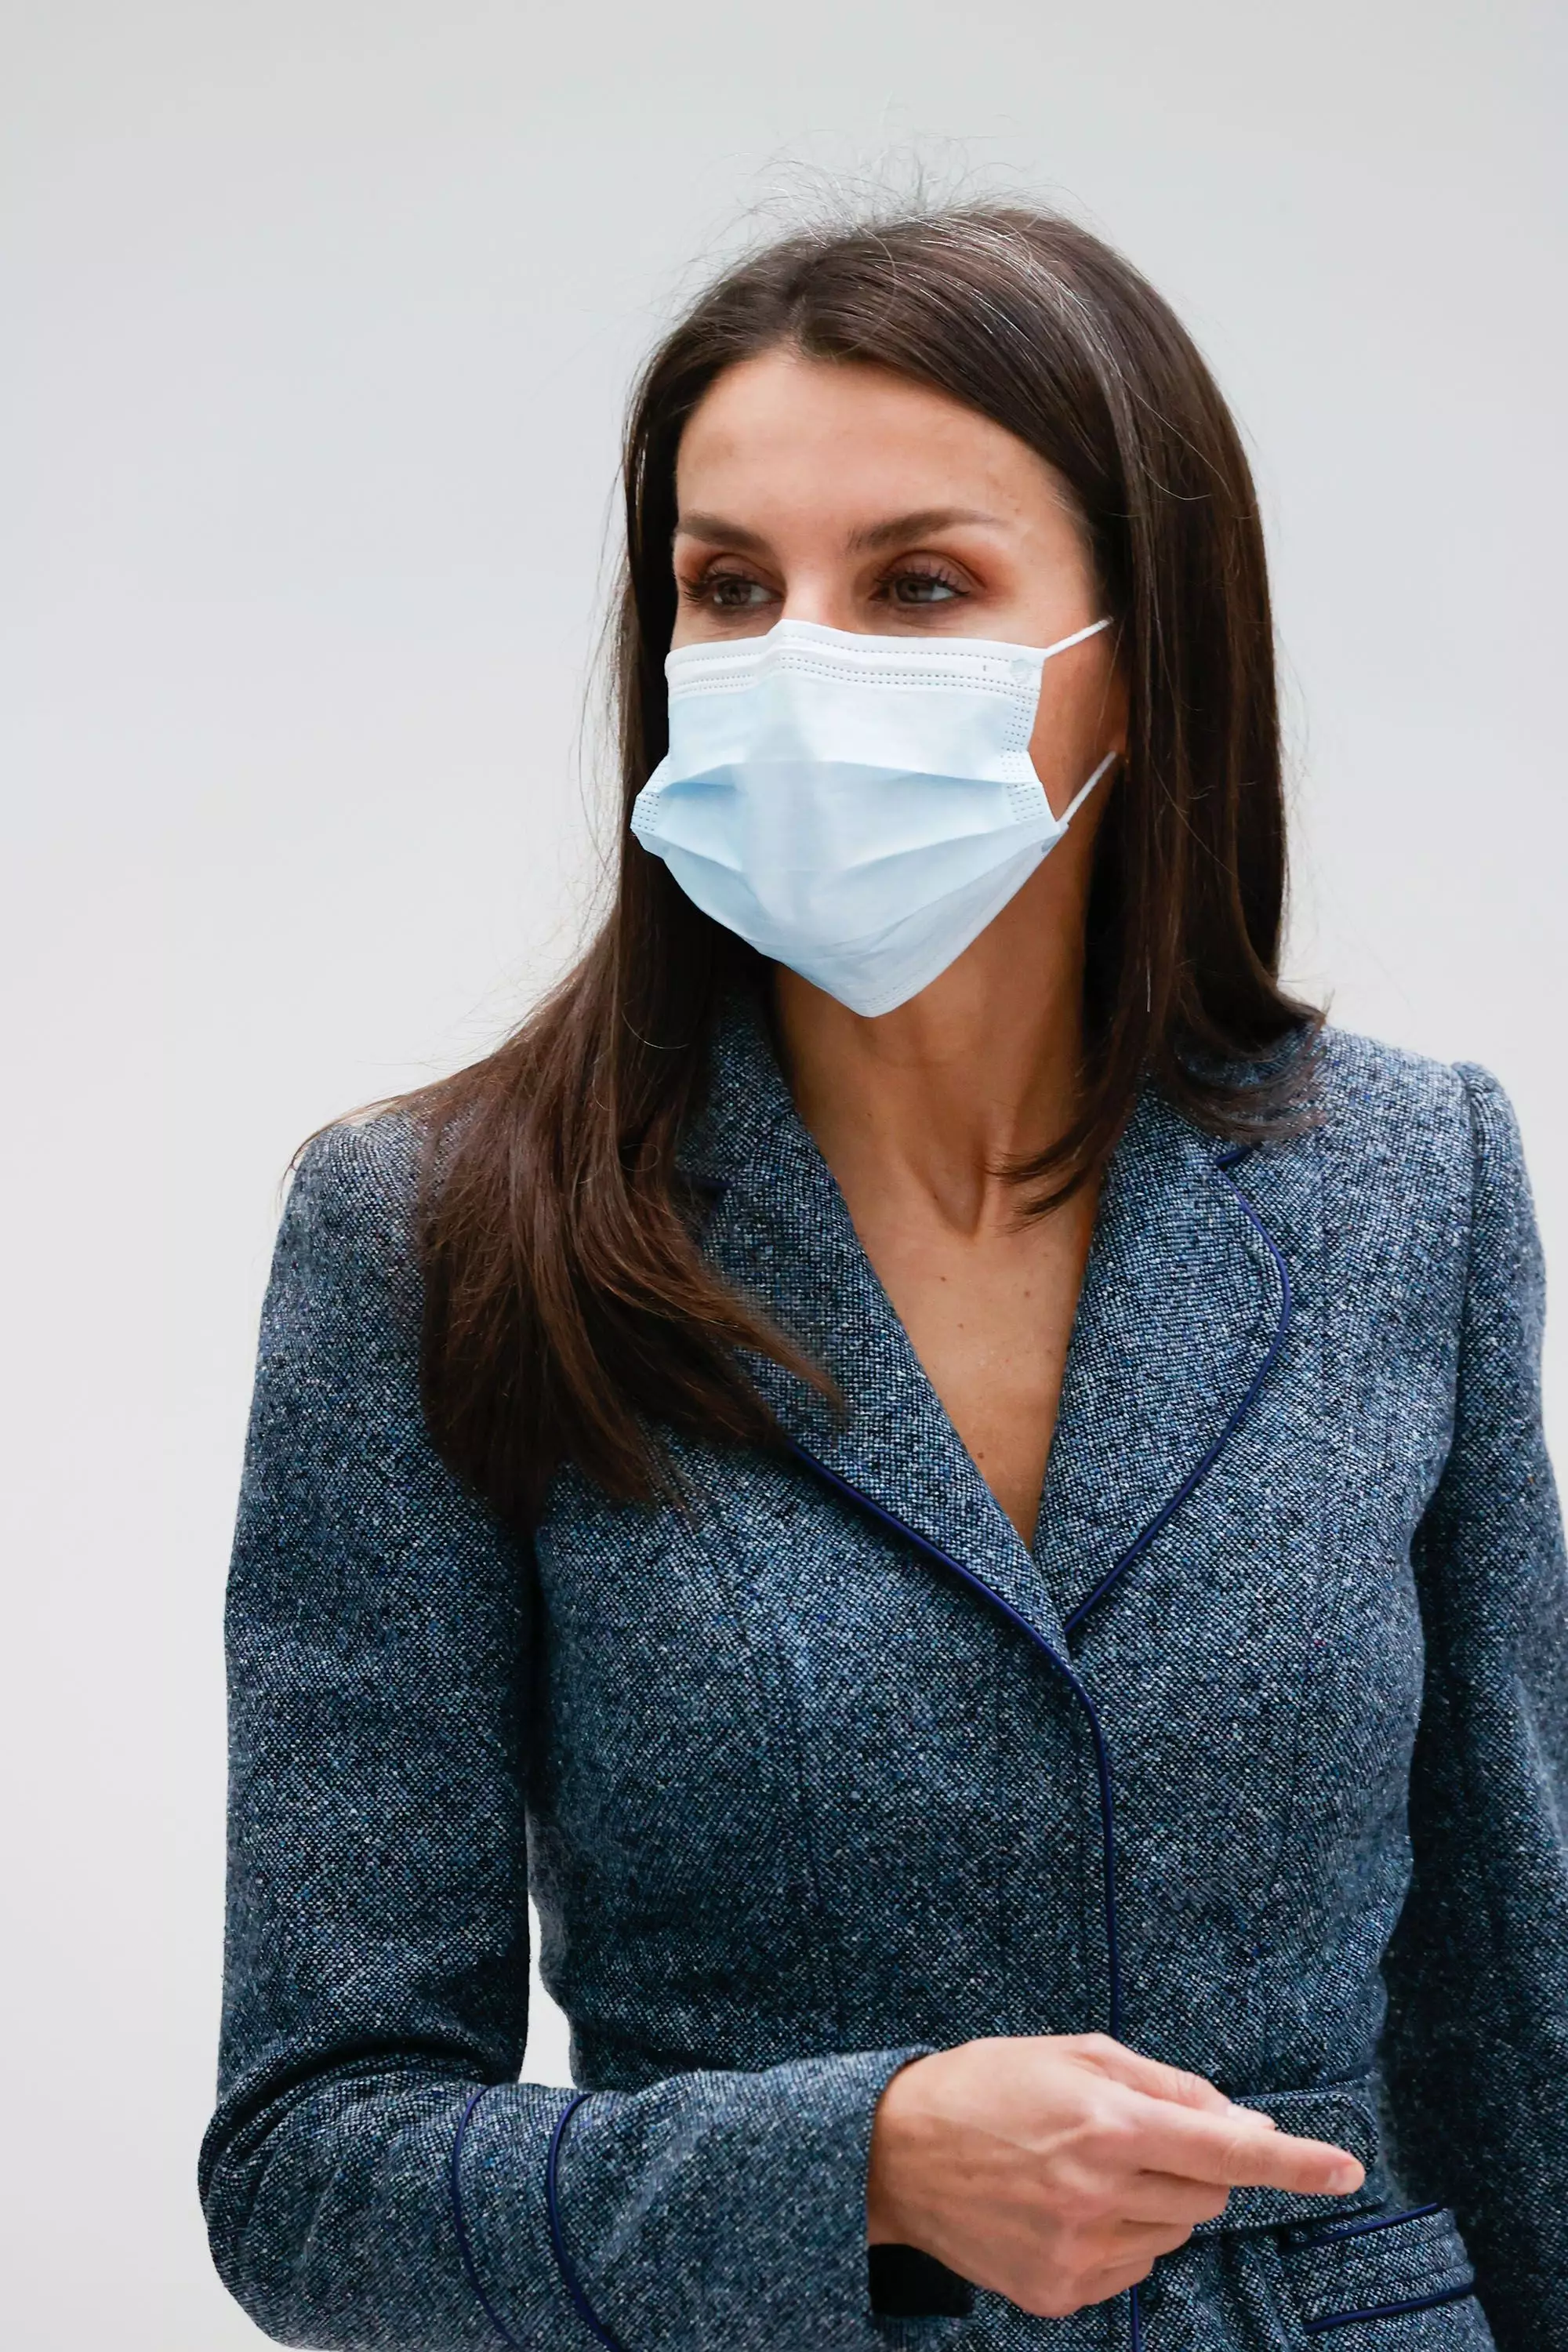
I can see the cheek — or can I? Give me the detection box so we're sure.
[1027,677,1094,795]
[1029,658,1126,797]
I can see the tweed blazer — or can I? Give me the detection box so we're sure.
[200,989,1568,2352]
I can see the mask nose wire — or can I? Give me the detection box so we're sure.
[665,612,1114,670]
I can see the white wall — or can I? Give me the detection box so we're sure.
[4,4,1562,2343]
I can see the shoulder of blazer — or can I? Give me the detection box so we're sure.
[278,1104,426,1308]
[1303,1020,1480,1204]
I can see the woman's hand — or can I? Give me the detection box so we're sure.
[866,2034,1366,2318]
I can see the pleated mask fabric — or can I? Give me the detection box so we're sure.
[630,615,1115,1017]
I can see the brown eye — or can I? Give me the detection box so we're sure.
[703,573,773,610]
[884,568,965,606]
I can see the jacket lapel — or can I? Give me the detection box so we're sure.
[679,989,1290,1658]
[1031,1099,1290,1640]
[680,990,1073,1655]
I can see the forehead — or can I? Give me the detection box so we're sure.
[675,350,1073,524]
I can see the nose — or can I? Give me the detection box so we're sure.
[775,571,865,635]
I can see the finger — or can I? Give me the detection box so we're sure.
[1080,2231,1191,2303]
[1067,2035,1259,2117]
[1116,2168,1234,2228]
[1120,2097,1365,2195]
[1223,2129,1363,2195]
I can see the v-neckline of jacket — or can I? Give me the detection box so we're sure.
[676,985,1290,1659]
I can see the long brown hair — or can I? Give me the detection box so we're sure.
[409,203,1319,1529]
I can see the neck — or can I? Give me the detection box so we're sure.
[771,871,1090,1240]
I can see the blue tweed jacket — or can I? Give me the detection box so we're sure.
[200,989,1568,2352]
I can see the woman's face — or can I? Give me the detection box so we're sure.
[670,347,1127,822]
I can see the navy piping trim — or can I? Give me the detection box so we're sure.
[450,2085,526,2350]
[1062,1146,1292,1635]
[1303,2281,1476,2332]
[546,2092,630,2351]
[786,1147,1287,2352]
[1301,2200,1443,2245]
[789,1440,1149,2336]
[785,1439,1124,2042]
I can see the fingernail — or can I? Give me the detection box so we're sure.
[1329,2161,1363,2192]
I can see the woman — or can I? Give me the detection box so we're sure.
[198,207,1568,2350]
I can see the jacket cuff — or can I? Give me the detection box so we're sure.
[451,2080,588,2345]
[464,2046,939,2351]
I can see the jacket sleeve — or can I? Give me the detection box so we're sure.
[1377,1062,1568,2347]
[197,1118,934,2352]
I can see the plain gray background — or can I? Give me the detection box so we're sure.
[5,2,1563,2342]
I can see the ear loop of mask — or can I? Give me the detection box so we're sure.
[1035,616,1118,829]
[1055,746,1121,830]
[1039,615,1112,662]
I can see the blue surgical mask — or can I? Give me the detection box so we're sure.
[629,615,1116,1018]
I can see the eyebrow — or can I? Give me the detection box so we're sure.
[846,506,1004,553]
[673,506,1006,554]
